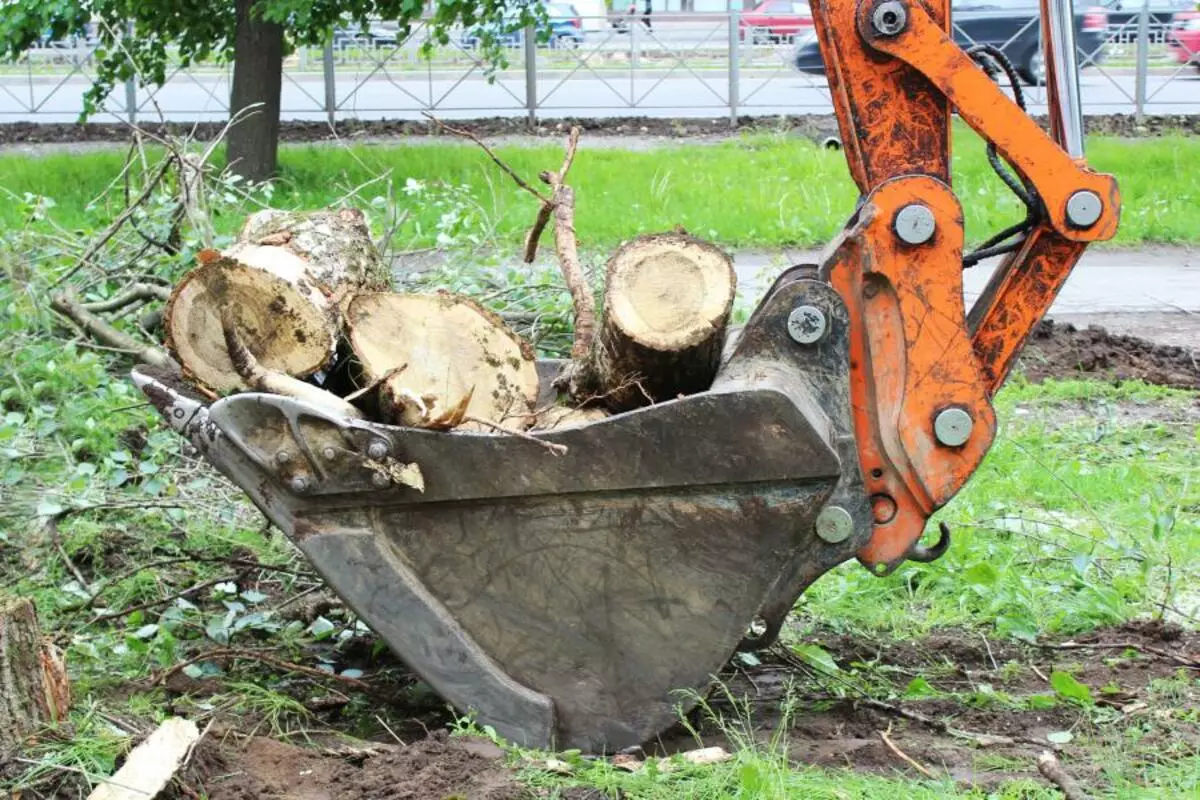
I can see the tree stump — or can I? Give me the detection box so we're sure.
[1,598,69,754]
[164,208,386,392]
[344,292,540,431]
[589,233,736,412]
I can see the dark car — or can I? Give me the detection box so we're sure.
[462,4,586,49]
[793,0,1109,85]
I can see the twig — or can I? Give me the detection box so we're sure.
[422,112,549,204]
[879,726,935,779]
[523,202,554,264]
[154,647,374,691]
[1037,751,1093,800]
[44,514,92,594]
[81,282,171,312]
[376,715,408,747]
[463,415,568,455]
[344,364,408,403]
[1031,663,1050,683]
[539,128,595,360]
[859,698,1019,747]
[980,632,999,672]
[50,156,176,288]
[1033,640,1198,670]
[90,575,239,624]
[50,289,174,369]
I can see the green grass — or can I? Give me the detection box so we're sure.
[1,127,1198,251]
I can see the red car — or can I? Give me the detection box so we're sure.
[740,0,815,43]
[1168,10,1200,71]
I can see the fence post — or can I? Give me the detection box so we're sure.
[323,41,337,127]
[124,21,136,124]
[1134,0,1149,121]
[728,9,740,126]
[525,25,538,129]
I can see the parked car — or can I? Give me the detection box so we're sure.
[461,4,585,49]
[333,24,398,48]
[740,0,815,43]
[1167,10,1200,71]
[792,0,1108,85]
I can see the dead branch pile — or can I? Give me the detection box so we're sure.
[48,120,738,449]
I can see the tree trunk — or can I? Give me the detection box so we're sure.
[587,233,735,412]
[227,0,284,183]
[165,208,384,392]
[344,292,541,431]
[1,598,69,755]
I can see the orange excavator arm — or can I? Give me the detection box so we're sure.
[810,0,1120,573]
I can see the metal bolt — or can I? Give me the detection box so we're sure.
[274,450,292,465]
[894,204,936,245]
[322,446,337,460]
[371,472,391,488]
[871,494,898,525]
[367,439,390,460]
[1066,190,1102,228]
[288,475,310,493]
[787,305,828,345]
[933,407,973,447]
[815,505,854,544]
[871,0,908,36]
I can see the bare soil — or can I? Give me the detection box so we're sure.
[0,113,1195,148]
[178,730,524,800]
[143,622,1197,800]
[1020,318,1200,390]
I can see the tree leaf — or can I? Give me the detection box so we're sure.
[1050,671,1093,705]
[792,644,839,674]
[1046,730,1073,744]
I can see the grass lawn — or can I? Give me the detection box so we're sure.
[1,127,1198,251]
[0,129,1197,798]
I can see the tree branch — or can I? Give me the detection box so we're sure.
[50,289,174,369]
[422,112,550,204]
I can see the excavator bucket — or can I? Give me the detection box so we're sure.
[134,277,871,753]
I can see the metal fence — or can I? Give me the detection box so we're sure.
[0,8,1195,125]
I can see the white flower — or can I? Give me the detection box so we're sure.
[403,178,427,195]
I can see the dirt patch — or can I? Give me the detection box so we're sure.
[652,620,1200,792]
[0,113,1195,148]
[1019,318,1200,390]
[183,730,524,800]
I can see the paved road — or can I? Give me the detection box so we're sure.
[1,67,1195,122]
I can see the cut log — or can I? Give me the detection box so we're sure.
[238,208,391,291]
[344,292,540,431]
[164,207,386,393]
[87,717,200,800]
[1,597,69,755]
[589,233,736,412]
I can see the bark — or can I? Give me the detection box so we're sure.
[164,208,384,392]
[586,232,736,412]
[0,598,69,755]
[227,0,285,183]
[344,292,540,431]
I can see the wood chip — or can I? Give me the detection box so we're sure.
[87,717,200,800]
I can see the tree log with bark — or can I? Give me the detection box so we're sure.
[584,232,736,412]
[164,208,386,392]
[0,598,70,755]
[344,292,540,431]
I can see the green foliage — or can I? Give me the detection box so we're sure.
[0,0,546,119]
[1050,671,1094,706]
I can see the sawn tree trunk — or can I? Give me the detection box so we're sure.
[587,232,736,412]
[0,598,69,755]
[164,208,386,392]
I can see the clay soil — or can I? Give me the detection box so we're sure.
[1021,318,1200,390]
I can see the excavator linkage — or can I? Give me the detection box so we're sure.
[137,0,1118,753]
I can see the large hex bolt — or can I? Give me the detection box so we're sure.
[815,505,854,544]
[787,305,828,344]
[894,204,936,245]
[367,439,390,460]
[288,475,311,494]
[933,407,973,447]
[1066,190,1103,229]
[871,0,908,36]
